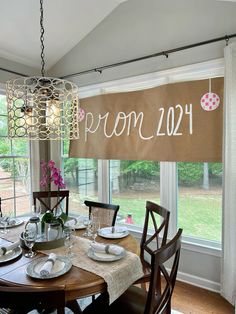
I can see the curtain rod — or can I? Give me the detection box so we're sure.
[61,33,236,79]
[0,33,235,79]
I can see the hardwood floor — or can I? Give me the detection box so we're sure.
[172,281,234,314]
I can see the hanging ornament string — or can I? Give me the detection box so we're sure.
[40,0,45,77]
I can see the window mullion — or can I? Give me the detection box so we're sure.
[160,161,177,238]
[98,159,109,203]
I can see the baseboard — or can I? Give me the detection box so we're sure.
[176,271,221,293]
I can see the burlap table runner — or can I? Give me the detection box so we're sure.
[40,236,144,304]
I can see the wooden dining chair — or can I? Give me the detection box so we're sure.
[84,200,120,227]
[136,201,170,288]
[33,190,69,215]
[0,285,66,314]
[83,228,182,314]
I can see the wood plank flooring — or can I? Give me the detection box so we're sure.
[172,281,234,314]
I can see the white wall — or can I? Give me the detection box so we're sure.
[50,0,236,86]
[0,56,38,83]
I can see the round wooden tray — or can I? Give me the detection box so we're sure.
[19,232,65,250]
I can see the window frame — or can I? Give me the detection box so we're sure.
[63,58,224,251]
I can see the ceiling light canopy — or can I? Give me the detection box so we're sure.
[6,0,79,140]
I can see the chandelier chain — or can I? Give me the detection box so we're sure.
[40,0,45,77]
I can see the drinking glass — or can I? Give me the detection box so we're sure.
[82,217,92,237]
[90,217,100,243]
[0,217,9,234]
[0,210,13,234]
[63,227,76,258]
[23,230,37,258]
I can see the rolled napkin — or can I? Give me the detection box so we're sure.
[39,253,57,277]
[0,240,20,256]
[90,242,124,256]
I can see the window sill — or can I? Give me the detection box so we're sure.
[120,224,222,258]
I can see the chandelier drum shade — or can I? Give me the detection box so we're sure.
[6,77,79,140]
[6,0,80,140]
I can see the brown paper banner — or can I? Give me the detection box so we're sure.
[69,78,223,162]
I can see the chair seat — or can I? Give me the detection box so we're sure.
[83,286,147,314]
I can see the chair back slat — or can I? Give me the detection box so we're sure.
[33,190,69,215]
[84,200,119,227]
[140,201,170,264]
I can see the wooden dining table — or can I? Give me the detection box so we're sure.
[0,224,140,303]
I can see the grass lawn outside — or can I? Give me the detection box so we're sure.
[112,189,222,242]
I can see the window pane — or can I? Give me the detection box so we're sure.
[0,138,11,156]
[15,156,31,197]
[0,158,13,178]
[0,95,6,114]
[178,162,222,242]
[16,195,31,216]
[63,157,98,215]
[12,139,29,156]
[1,198,14,216]
[0,116,7,136]
[110,160,160,226]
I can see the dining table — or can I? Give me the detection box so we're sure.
[0,219,141,305]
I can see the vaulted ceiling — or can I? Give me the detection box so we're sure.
[0,0,126,70]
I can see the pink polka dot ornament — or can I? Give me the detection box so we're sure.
[200,92,220,111]
[78,108,85,122]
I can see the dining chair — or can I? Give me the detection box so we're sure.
[33,190,69,215]
[0,285,66,314]
[83,228,183,314]
[136,201,170,289]
[84,200,119,227]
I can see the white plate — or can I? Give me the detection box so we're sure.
[87,247,126,262]
[0,218,24,229]
[98,227,129,239]
[0,246,22,263]
[26,256,72,279]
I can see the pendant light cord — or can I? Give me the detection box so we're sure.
[40,0,45,77]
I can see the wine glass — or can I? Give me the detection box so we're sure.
[90,217,100,243]
[23,230,37,258]
[63,227,76,258]
[82,217,92,237]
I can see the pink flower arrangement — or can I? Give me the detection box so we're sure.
[40,160,66,190]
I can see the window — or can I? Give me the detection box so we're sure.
[62,59,224,247]
[0,94,31,216]
[61,140,98,215]
[109,160,160,226]
[177,162,222,242]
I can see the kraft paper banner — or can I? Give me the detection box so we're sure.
[69,78,223,162]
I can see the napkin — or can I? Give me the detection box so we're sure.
[39,253,57,277]
[102,226,128,237]
[0,240,20,256]
[90,242,124,256]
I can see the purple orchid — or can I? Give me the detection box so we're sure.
[40,160,65,190]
